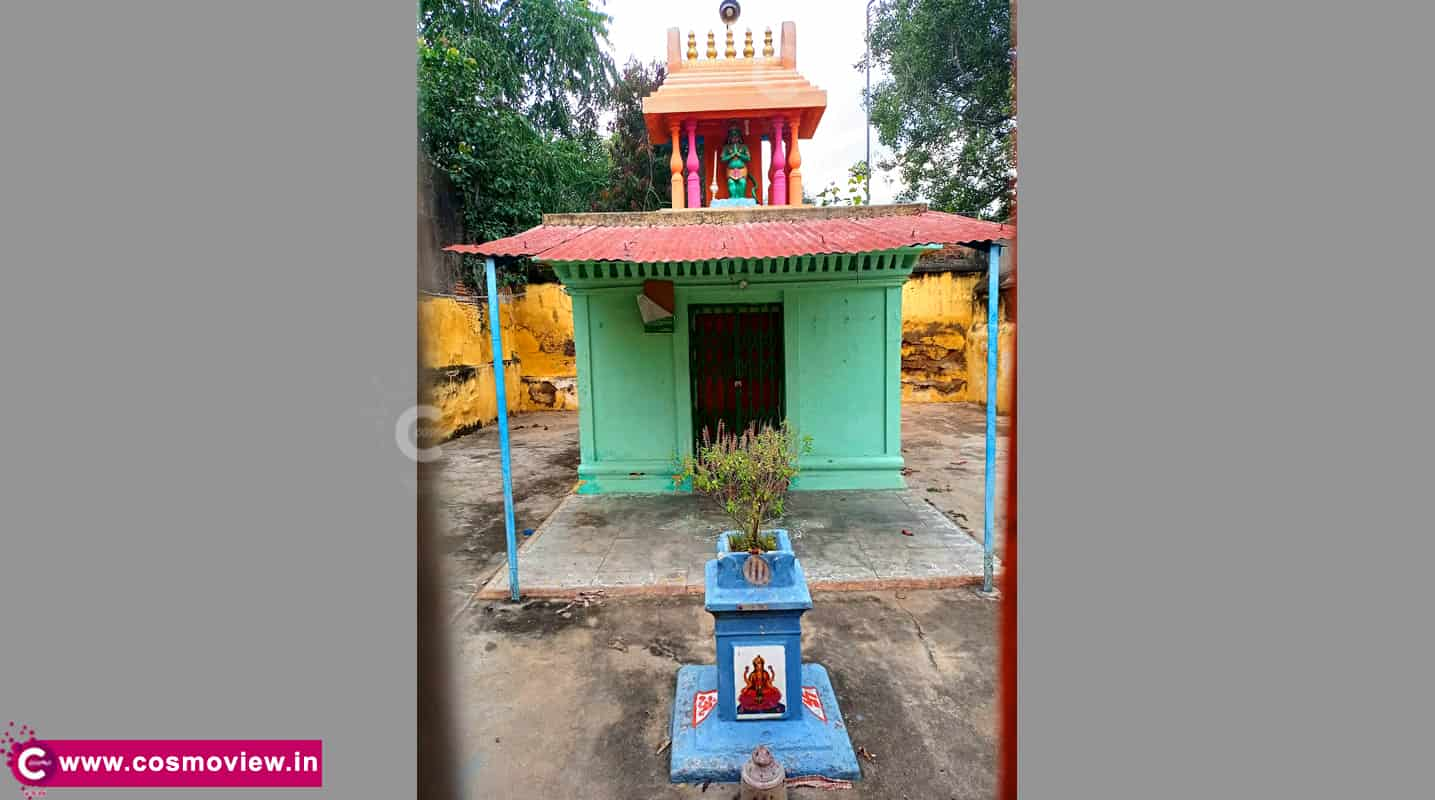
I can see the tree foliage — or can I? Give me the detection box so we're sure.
[594,59,672,212]
[417,0,618,286]
[865,0,1014,220]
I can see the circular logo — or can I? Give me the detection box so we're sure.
[10,740,57,786]
[396,405,444,463]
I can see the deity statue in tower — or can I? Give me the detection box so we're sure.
[720,124,753,202]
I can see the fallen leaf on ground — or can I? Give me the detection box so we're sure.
[556,589,607,614]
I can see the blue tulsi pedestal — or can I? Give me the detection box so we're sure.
[668,530,861,784]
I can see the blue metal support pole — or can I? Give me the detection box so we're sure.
[983,244,1002,593]
[484,257,520,601]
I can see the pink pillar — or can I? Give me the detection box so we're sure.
[770,118,787,206]
[685,120,700,209]
[767,140,775,204]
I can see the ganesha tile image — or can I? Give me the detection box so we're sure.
[733,645,787,720]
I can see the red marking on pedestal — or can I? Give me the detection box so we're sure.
[692,690,718,728]
[802,685,826,722]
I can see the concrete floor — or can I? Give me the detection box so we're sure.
[434,404,1009,797]
[432,412,579,610]
[479,490,990,598]
[898,403,1011,560]
[451,588,998,799]
[433,404,1009,609]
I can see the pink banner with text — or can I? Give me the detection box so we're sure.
[7,739,322,789]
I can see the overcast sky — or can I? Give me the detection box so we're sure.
[598,0,904,203]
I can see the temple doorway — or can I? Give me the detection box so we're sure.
[688,303,785,448]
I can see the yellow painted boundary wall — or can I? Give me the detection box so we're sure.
[900,272,1014,413]
[418,283,578,441]
[420,274,1011,440]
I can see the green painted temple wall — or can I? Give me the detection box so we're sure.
[562,250,927,494]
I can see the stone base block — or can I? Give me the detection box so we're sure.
[669,663,860,785]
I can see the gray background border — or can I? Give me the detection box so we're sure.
[1019,1,1431,796]
[1,2,416,798]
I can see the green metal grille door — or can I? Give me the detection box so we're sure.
[690,304,785,448]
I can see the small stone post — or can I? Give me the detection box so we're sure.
[739,745,786,800]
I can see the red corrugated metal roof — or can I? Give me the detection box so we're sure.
[445,207,1012,263]
[446,224,595,258]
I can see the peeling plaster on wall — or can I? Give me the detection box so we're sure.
[419,296,522,441]
[520,376,579,412]
[900,272,1012,412]
[422,360,524,444]
[505,283,579,411]
[505,283,576,379]
[419,286,582,440]
[965,294,1014,414]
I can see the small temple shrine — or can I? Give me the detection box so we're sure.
[447,3,1014,495]
[643,19,826,209]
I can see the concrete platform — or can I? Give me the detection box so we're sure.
[477,489,997,599]
[669,663,860,785]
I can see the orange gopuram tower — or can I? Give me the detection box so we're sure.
[643,20,827,210]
